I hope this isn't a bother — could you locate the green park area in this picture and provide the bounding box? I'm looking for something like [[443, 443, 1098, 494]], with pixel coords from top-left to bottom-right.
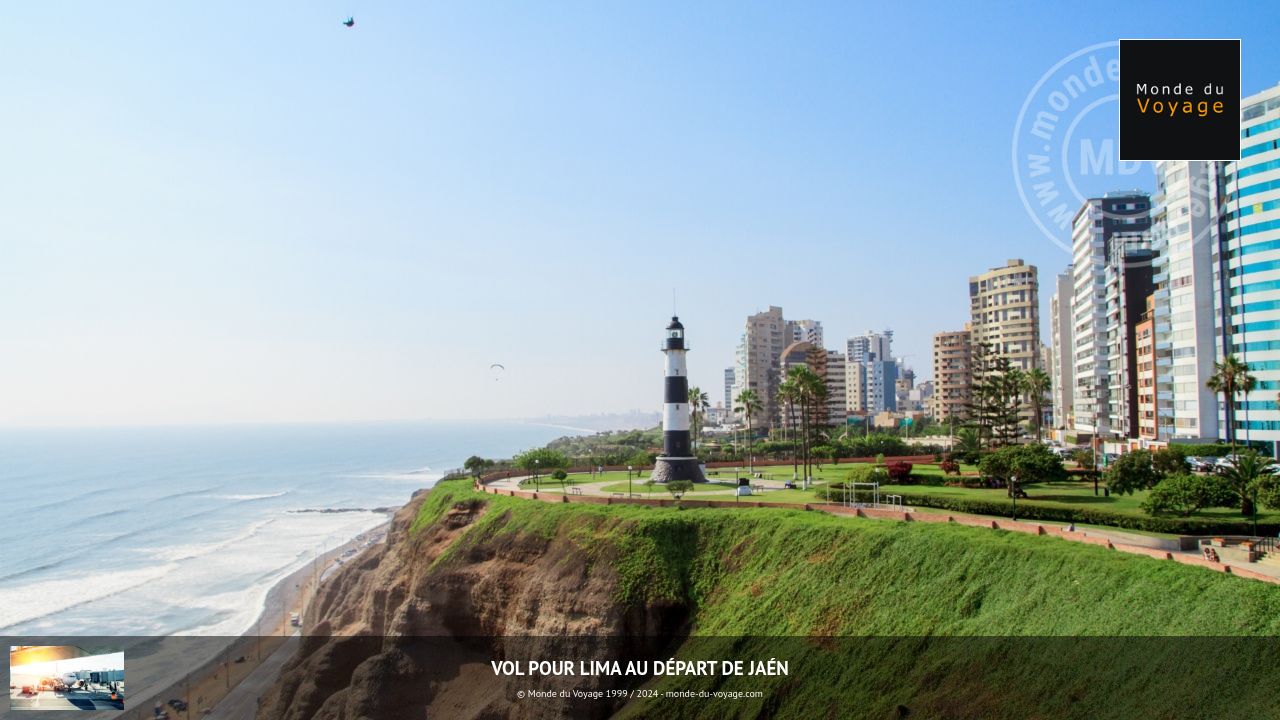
[[509, 456, 1280, 536], [414, 475, 1280, 718]]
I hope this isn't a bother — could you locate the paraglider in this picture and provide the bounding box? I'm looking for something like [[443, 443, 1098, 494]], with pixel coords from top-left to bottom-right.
[[489, 363, 505, 381], [342, 17, 355, 28]]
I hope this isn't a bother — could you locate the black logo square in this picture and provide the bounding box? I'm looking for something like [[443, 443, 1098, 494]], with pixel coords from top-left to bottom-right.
[[1119, 39, 1240, 161]]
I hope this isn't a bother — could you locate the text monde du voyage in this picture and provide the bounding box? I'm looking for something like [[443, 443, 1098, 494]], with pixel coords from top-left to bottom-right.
[[490, 659, 790, 677], [1134, 82, 1228, 118]]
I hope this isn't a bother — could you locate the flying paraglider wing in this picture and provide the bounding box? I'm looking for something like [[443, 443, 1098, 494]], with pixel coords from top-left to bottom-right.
[[343, 17, 355, 27], [489, 364, 505, 371]]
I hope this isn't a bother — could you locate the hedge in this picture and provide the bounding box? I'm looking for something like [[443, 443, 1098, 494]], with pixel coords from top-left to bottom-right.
[[818, 486, 1278, 535]]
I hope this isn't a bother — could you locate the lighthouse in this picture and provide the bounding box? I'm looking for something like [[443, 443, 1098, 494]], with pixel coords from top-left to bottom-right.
[[651, 316, 706, 484]]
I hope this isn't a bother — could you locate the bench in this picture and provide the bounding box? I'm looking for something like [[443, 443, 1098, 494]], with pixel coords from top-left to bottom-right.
[[569, 487, 582, 495], [612, 492, 625, 498]]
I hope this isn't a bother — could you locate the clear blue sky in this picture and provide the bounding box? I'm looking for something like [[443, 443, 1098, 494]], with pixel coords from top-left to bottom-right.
[[4, 2, 1279, 426]]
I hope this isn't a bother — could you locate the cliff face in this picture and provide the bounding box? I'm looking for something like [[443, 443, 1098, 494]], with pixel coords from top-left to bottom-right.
[[256, 487, 690, 720], [257, 479, 1280, 720]]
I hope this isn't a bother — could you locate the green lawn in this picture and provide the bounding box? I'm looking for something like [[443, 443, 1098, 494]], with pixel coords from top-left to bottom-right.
[[513, 465, 1277, 531], [417, 476, 1280, 718]]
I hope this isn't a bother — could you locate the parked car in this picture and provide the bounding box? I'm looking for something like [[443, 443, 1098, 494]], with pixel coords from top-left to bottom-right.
[[1186, 456, 1214, 472], [167, 699, 187, 712]]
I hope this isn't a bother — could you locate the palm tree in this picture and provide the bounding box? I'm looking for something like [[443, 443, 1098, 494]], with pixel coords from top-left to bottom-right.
[[1206, 354, 1257, 450], [734, 389, 762, 473], [777, 378, 801, 480], [786, 364, 826, 488], [1218, 449, 1268, 517], [1020, 368, 1051, 442], [687, 386, 710, 452]]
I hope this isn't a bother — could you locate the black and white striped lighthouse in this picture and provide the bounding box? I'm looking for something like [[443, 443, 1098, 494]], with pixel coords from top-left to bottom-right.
[[651, 316, 705, 484]]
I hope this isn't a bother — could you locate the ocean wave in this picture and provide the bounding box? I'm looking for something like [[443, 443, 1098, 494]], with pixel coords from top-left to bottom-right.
[[0, 563, 177, 631], [205, 491, 290, 501], [144, 517, 278, 563]]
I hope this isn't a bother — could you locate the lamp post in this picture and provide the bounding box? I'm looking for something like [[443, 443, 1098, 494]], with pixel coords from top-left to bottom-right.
[[534, 459, 540, 491], [1010, 474, 1018, 522], [628, 465, 634, 498]]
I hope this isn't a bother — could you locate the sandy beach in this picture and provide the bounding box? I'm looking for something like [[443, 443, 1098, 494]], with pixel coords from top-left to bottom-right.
[[125, 518, 392, 720]]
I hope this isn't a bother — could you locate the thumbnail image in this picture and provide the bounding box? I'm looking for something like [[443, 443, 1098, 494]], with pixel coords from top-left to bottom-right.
[[9, 646, 124, 712]]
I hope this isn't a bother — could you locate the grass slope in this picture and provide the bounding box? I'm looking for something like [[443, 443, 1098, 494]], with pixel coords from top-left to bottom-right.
[[415, 479, 1280, 718]]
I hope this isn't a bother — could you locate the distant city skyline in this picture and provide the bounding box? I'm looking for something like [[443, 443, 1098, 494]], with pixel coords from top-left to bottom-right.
[[4, 3, 1280, 426]]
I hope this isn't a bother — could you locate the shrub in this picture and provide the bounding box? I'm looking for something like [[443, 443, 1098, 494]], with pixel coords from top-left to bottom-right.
[[885, 461, 913, 482], [979, 444, 1066, 485], [845, 464, 887, 485], [890, 492, 1278, 535], [1151, 447, 1188, 477], [1141, 473, 1234, 517], [939, 459, 960, 475], [551, 469, 568, 482], [1104, 450, 1160, 496]]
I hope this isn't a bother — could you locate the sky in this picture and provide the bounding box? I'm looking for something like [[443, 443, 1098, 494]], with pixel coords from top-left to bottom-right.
[[4, 2, 1280, 427]]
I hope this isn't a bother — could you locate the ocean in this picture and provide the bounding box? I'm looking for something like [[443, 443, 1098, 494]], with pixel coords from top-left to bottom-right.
[[0, 421, 579, 637]]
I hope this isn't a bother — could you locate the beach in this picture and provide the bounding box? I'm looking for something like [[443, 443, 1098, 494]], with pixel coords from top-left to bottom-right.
[[122, 518, 393, 720]]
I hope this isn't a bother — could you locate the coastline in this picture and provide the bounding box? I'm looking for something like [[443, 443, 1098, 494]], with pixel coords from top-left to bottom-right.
[[134, 515, 396, 718]]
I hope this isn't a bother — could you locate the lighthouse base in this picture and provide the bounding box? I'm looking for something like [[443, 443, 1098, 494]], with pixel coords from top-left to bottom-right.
[[650, 456, 705, 484]]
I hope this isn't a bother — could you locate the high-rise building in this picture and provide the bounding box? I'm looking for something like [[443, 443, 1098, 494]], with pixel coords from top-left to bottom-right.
[[1220, 84, 1280, 448], [723, 368, 735, 410], [1136, 295, 1158, 441], [733, 306, 785, 427], [788, 319, 824, 347], [1102, 234, 1154, 439], [1049, 270, 1075, 432], [932, 327, 972, 422], [969, 259, 1041, 372], [1147, 160, 1224, 443], [825, 351, 849, 425], [732, 306, 813, 429], [895, 367, 916, 413], [1070, 192, 1152, 439], [846, 330, 897, 414]]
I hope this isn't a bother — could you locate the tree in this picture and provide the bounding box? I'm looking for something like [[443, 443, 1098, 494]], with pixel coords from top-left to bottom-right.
[[1217, 449, 1270, 516], [777, 377, 800, 479], [551, 469, 568, 485], [951, 427, 982, 465], [979, 443, 1067, 496], [785, 364, 826, 488], [734, 389, 763, 472], [1151, 446, 1188, 477], [515, 448, 570, 488], [1206, 355, 1257, 449], [1141, 473, 1234, 516], [1104, 450, 1160, 496], [687, 386, 710, 452], [965, 346, 1023, 448], [1020, 368, 1051, 442], [666, 479, 694, 501], [463, 455, 494, 479]]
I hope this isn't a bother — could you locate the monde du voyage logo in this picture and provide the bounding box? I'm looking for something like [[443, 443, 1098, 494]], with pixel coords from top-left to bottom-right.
[[1119, 39, 1240, 161]]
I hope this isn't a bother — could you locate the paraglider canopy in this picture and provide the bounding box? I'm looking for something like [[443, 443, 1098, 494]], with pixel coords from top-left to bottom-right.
[[342, 17, 355, 27], [489, 363, 505, 381]]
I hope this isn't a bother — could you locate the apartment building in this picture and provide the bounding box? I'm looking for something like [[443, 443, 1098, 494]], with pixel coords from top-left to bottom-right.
[[931, 327, 972, 422], [1050, 270, 1075, 432], [1102, 234, 1154, 439], [969, 259, 1041, 372], [1220, 83, 1280, 447], [1070, 192, 1152, 439], [1150, 160, 1222, 442]]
